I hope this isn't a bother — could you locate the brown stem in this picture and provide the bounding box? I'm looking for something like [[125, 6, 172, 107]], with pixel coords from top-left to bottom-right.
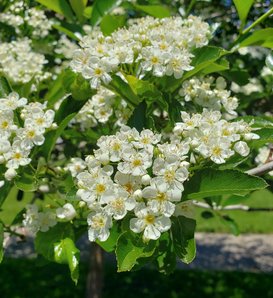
[[85, 243, 104, 298]]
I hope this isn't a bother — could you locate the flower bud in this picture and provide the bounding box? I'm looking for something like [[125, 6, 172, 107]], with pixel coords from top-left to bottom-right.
[[141, 174, 151, 185], [4, 168, 17, 181]]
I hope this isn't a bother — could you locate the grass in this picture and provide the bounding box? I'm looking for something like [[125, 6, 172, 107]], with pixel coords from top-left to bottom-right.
[[1, 259, 273, 298], [196, 189, 273, 233]]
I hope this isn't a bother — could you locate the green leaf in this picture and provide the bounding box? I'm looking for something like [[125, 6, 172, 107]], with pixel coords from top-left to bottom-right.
[[35, 223, 74, 261], [96, 222, 119, 252], [201, 59, 230, 75], [171, 216, 196, 264], [54, 238, 80, 284], [52, 24, 80, 41], [115, 231, 157, 272], [250, 128, 273, 148], [168, 46, 227, 92], [109, 75, 141, 107], [233, 0, 254, 30], [134, 5, 171, 18], [0, 182, 12, 208], [90, 0, 120, 26], [128, 101, 147, 131], [125, 75, 168, 110], [0, 76, 12, 97], [69, 0, 87, 23], [184, 169, 268, 199], [0, 222, 4, 263], [45, 71, 67, 108], [156, 233, 176, 274], [184, 46, 227, 80], [14, 170, 38, 192], [220, 69, 249, 86], [239, 28, 273, 48], [36, 0, 74, 21], [84, 6, 93, 18], [41, 112, 76, 161], [100, 14, 126, 36]]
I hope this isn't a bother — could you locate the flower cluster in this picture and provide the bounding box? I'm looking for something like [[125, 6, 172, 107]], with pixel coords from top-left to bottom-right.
[[172, 109, 259, 164], [75, 126, 190, 241], [74, 87, 131, 129], [0, 38, 51, 84], [0, 92, 55, 181], [0, 1, 53, 37], [23, 202, 77, 234], [71, 16, 212, 89], [179, 76, 239, 118]]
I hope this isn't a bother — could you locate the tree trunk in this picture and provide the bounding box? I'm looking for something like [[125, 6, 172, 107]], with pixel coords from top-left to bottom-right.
[[85, 243, 104, 298]]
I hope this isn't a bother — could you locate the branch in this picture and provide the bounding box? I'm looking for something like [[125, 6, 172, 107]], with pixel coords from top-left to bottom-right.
[[192, 201, 273, 212], [245, 160, 273, 176]]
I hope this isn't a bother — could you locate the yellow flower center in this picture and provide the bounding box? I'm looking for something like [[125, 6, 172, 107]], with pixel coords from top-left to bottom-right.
[[95, 184, 106, 194], [212, 147, 222, 156], [1, 121, 8, 129], [13, 152, 22, 160], [156, 192, 167, 201], [91, 216, 105, 229], [145, 214, 155, 225], [132, 159, 142, 167], [164, 170, 175, 182]]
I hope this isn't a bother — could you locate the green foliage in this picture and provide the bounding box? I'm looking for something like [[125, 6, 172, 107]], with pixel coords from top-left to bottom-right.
[[100, 15, 126, 36], [116, 231, 157, 272], [36, 0, 74, 21], [35, 222, 80, 282], [171, 216, 196, 264], [0, 222, 3, 264], [233, 0, 254, 30], [90, 0, 120, 26], [134, 5, 171, 18], [0, 76, 12, 97], [239, 28, 273, 48], [69, 0, 87, 23], [54, 237, 80, 284], [184, 169, 268, 199], [14, 168, 38, 192]]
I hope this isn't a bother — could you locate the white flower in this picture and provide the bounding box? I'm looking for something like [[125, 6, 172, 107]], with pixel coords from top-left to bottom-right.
[[130, 203, 171, 240], [4, 141, 31, 169], [153, 158, 188, 190], [103, 187, 136, 220], [234, 141, 250, 157], [87, 210, 112, 242], [66, 158, 86, 177], [38, 211, 57, 232], [0, 92, 27, 110], [56, 203, 77, 221], [174, 200, 195, 218], [4, 168, 17, 181], [118, 149, 152, 176], [17, 127, 45, 150], [142, 179, 182, 217]]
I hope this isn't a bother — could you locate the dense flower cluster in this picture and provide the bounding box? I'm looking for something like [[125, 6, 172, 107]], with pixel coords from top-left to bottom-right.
[[0, 1, 53, 37], [179, 76, 239, 118], [0, 38, 50, 84], [74, 126, 190, 241], [172, 109, 259, 164], [70, 16, 212, 89], [0, 92, 55, 182], [74, 87, 131, 128]]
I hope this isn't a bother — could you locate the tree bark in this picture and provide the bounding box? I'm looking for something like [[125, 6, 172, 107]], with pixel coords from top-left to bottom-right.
[[86, 243, 104, 298]]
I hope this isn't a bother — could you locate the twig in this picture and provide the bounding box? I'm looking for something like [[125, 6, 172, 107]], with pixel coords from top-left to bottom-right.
[[245, 160, 273, 176]]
